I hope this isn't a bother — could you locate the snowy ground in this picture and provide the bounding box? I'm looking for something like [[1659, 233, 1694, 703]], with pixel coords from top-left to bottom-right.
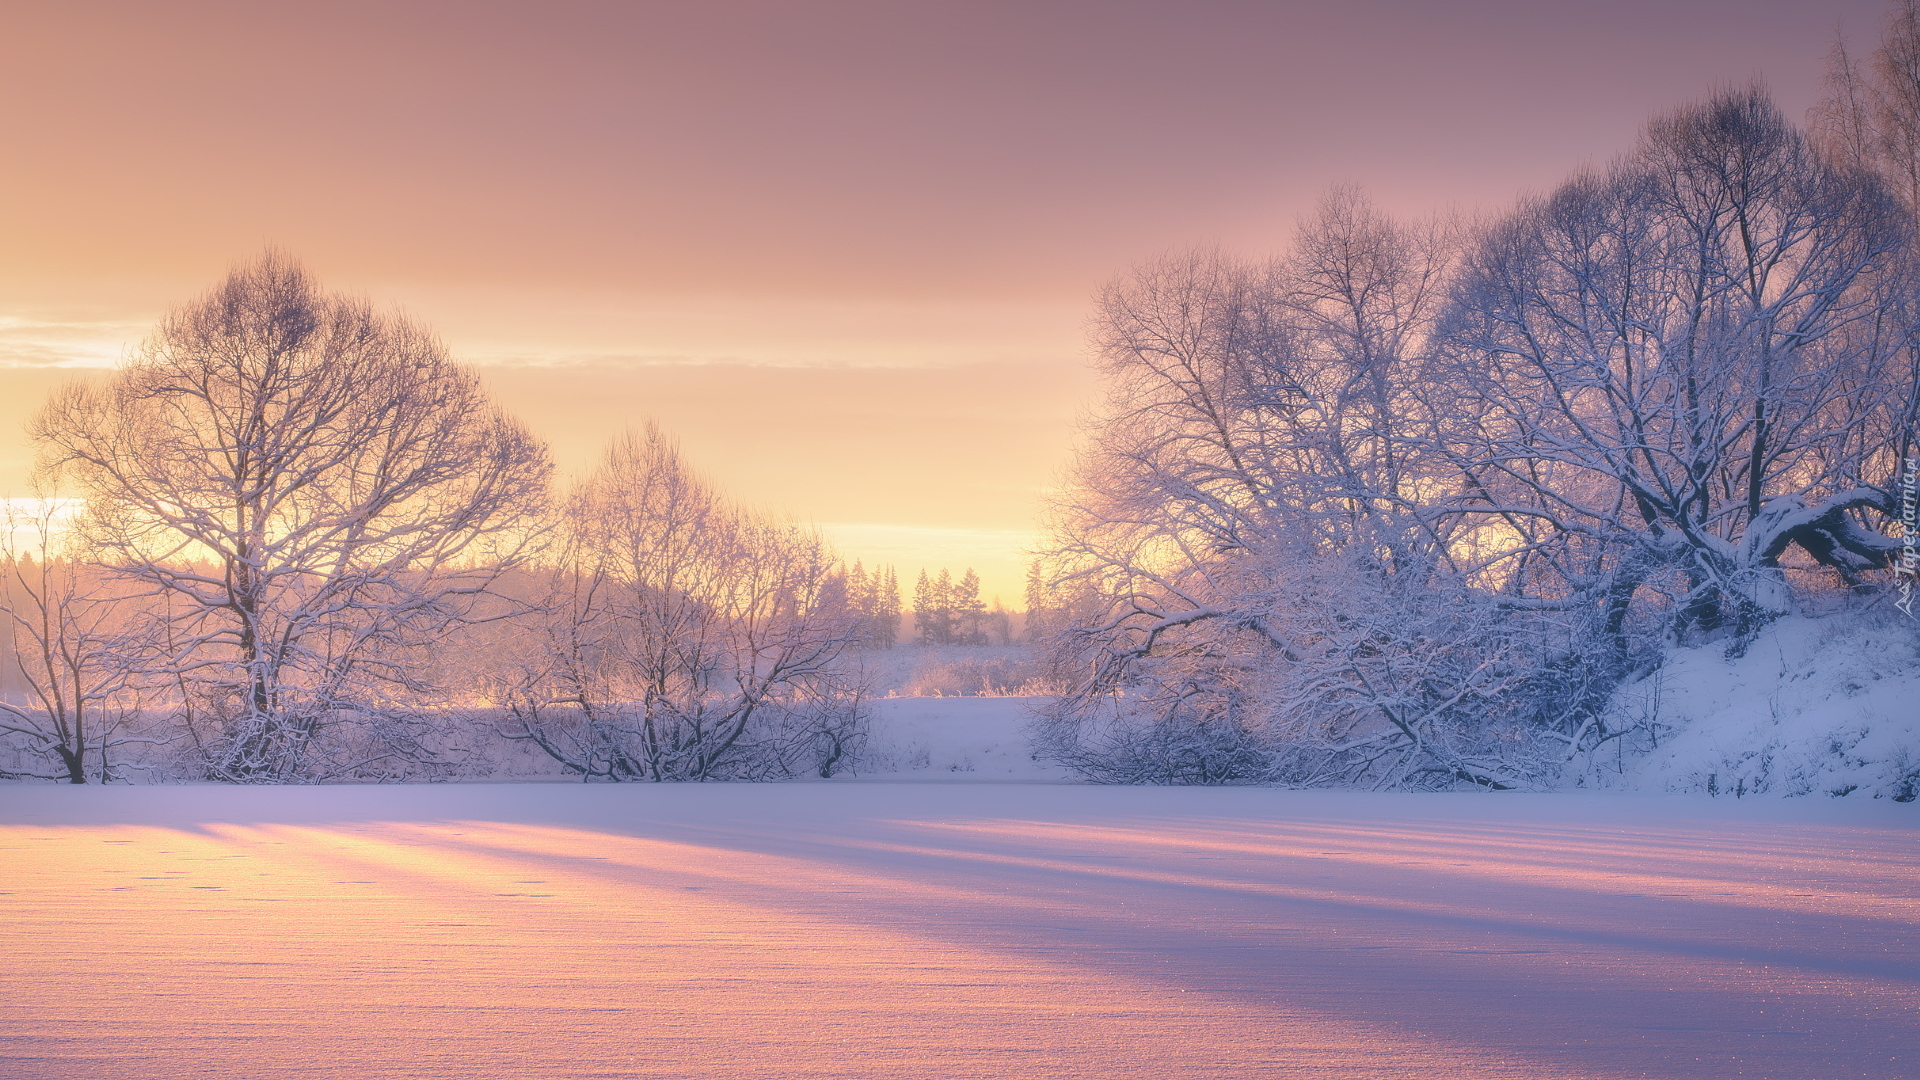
[[1601, 612, 1920, 799], [2, 781, 1914, 1079], [858, 696, 1063, 778]]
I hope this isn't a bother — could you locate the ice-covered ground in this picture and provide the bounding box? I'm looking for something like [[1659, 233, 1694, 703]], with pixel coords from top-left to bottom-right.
[[2, 781, 1913, 1079]]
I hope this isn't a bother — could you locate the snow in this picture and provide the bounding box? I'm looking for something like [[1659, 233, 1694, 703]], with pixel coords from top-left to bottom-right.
[[857, 696, 1063, 779], [853, 643, 1051, 698], [2, 779, 1914, 1079], [1600, 612, 1920, 800]]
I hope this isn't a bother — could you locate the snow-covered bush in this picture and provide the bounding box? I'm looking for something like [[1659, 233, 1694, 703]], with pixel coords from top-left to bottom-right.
[[900, 651, 1054, 697]]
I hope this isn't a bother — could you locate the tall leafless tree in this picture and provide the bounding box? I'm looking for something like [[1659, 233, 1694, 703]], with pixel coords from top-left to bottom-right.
[[1813, 1, 1920, 208], [1031, 193, 1531, 786], [1810, 3, 1920, 523], [1442, 87, 1910, 646], [35, 253, 550, 782]]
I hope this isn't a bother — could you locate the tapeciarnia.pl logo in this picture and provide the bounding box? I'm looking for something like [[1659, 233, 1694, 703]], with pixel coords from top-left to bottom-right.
[[1898, 454, 1918, 619]]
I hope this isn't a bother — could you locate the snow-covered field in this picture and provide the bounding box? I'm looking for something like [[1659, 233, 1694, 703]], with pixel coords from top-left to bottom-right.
[[2, 779, 1913, 1079]]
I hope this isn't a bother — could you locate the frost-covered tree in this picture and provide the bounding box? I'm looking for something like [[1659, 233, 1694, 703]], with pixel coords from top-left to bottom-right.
[[1442, 87, 1911, 647], [845, 561, 901, 648], [0, 498, 156, 783], [910, 567, 989, 646], [496, 426, 866, 781], [953, 569, 988, 645], [1035, 90, 1919, 788], [1812, 1, 1920, 208], [35, 253, 550, 782], [1031, 192, 1525, 786], [913, 569, 952, 645], [872, 564, 902, 647], [1810, 3, 1920, 518]]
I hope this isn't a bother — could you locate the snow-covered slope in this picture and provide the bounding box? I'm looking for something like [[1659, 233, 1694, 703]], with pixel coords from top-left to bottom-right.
[[1599, 611, 1920, 800]]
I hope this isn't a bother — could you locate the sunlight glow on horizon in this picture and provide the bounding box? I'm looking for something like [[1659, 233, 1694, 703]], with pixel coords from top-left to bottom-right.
[[817, 523, 1044, 607]]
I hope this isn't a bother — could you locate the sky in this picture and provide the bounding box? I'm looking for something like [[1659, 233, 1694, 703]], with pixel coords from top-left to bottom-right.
[[0, 0, 1887, 605]]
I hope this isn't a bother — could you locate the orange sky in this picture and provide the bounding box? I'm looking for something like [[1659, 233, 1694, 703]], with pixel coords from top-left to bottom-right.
[[0, 0, 1879, 604]]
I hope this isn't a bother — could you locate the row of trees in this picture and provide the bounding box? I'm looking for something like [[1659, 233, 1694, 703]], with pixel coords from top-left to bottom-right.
[[0, 255, 894, 783], [1030, 72, 1919, 787], [911, 567, 1012, 645], [844, 562, 903, 648]]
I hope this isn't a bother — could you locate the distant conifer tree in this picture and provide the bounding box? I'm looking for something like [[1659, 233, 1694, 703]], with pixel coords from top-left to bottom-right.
[[955, 569, 988, 645], [915, 569, 960, 645], [873, 565, 901, 648]]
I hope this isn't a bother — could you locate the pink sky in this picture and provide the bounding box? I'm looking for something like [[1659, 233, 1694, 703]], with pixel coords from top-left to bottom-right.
[[0, 0, 1883, 603]]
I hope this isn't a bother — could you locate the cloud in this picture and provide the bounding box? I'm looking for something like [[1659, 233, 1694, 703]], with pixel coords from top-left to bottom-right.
[[0, 315, 143, 369]]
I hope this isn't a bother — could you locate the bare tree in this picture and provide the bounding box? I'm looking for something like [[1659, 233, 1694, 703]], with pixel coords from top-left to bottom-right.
[[0, 497, 155, 782], [1031, 193, 1527, 786], [497, 426, 866, 781], [34, 253, 550, 782], [1811, 4, 1920, 518], [1035, 96, 1917, 788], [1442, 87, 1911, 648], [1813, 1, 1920, 208]]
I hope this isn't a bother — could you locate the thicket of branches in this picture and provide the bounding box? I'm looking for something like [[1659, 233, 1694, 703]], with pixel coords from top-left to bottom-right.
[[486, 426, 869, 781], [1031, 79, 1920, 788]]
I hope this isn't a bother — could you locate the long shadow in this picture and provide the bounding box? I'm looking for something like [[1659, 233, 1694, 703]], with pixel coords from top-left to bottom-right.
[[404, 814, 1920, 1080], [11, 783, 1917, 1079], [444, 815, 1920, 984]]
